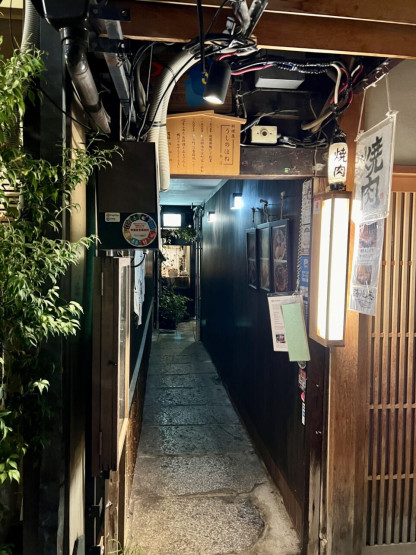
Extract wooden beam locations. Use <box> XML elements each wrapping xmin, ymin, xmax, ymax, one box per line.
<box><xmin>170</xmin><ymin>147</ymin><xmax>326</xmax><ymax>179</ymax></box>
<box><xmin>112</xmin><ymin>1</ymin><xmax>416</xmax><ymax>58</ymax></box>
<box><xmin>392</xmin><ymin>165</ymin><xmax>416</xmax><ymax>192</ymax></box>
<box><xmin>260</xmin><ymin>0</ymin><xmax>416</xmax><ymax>25</ymax></box>
<box><xmin>255</xmin><ymin>14</ymin><xmax>416</xmax><ymax>58</ymax></box>
<box><xmin>115</xmin><ymin>0</ymin><xmax>416</xmax><ymax>26</ymax></box>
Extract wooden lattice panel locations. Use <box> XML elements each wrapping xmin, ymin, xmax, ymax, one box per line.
<box><xmin>366</xmin><ymin>192</ymin><xmax>416</xmax><ymax>548</ymax></box>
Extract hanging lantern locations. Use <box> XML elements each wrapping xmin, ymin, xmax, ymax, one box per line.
<box><xmin>327</xmin><ymin>131</ymin><xmax>348</xmax><ymax>190</ymax></box>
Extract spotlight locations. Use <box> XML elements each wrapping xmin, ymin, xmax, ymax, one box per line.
<box><xmin>231</xmin><ymin>193</ymin><xmax>243</xmax><ymax>210</ymax></box>
<box><xmin>203</xmin><ymin>61</ymin><xmax>231</xmax><ymax>105</ymax></box>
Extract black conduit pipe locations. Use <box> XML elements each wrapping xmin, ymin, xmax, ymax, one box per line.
<box><xmin>60</xmin><ymin>27</ymin><xmax>111</xmax><ymax>133</ymax></box>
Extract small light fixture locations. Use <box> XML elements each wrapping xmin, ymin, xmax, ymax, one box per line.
<box><xmin>203</xmin><ymin>60</ymin><xmax>231</xmax><ymax>105</ymax></box>
<box><xmin>207</xmin><ymin>211</ymin><xmax>216</xmax><ymax>222</ymax></box>
<box><xmin>231</xmin><ymin>192</ymin><xmax>243</xmax><ymax>210</ymax></box>
<box><xmin>309</xmin><ymin>190</ymin><xmax>351</xmax><ymax>347</ymax></box>
<box><xmin>327</xmin><ymin>129</ymin><xmax>348</xmax><ymax>190</ymax></box>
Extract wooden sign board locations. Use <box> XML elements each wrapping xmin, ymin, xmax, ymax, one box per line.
<box><xmin>167</xmin><ymin>110</ymin><xmax>246</xmax><ymax>176</ymax></box>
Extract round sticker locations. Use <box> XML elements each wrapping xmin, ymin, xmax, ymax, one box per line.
<box><xmin>122</xmin><ymin>213</ymin><xmax>157</xmax><ymax>247</ymax></box>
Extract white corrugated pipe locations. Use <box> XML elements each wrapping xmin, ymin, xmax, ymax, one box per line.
<box><xmin>147</xmin><ymin>50</ymin><xmax>196</xmax><ymax>191</ymax></box>
<box><xmin>22</xmin><ymin>0</ymin><xmax>40</xmax><ymax>51</ymax></box>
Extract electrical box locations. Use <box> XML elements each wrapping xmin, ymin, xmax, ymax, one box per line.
<box><xmin>96</xmin><ymin>142</ymin><xmax>160</xmax><ymax>251</ymax></box>
<box><xmin>251</xmin><ymin>125</ymin><xmax>278</xmax><ymax>144</ymax></box>
<box><xmin>254</xmin><ymin>66</ymin><xmax>305</xmax><ymax>89</ymax></box>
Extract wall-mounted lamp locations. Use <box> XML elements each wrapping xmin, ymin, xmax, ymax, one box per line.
<box><xmin>207</xmin><ymin>211</ymin><xmax>216</xmax><ymax>223</ymax></box>
<box><xmin>309</xmin><ymin>190</ymin><xmax>351</xmax><ymax>347</ymax></box>
<box><xmin>203</xmin><ymin>60</ymin><xmax>231</xmax><ymax>105</ymax></box>
<box><xmin>327</xmin><ymin>130</ymin><xmax>348</xmax><ymax>190</ymax></box>
<box><xmin>231</xmin><ymin>192</ymin><xmax>243</xmax><ymax>210</ymax></box>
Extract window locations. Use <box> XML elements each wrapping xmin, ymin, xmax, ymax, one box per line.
<box><xmin>163</xmin><ymin>213</ymin><xmax>182</xmax><ymax>227</ymax></box>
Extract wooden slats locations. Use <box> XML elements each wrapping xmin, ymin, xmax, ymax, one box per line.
<box><xmin>366</xmin><ymin>192</ymin><xmax>416</xmax><ymax>550</ymax></box>
<box><xmin>409</xmin><ymin>194</ymin><xmax>416</xmax><ymax>542</ymax></box>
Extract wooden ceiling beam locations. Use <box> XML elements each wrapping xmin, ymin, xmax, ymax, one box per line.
<box><xmin>112</xmin><ymin>1</ymin><xmax>416</xmax><ymax>58</ymax></box>
<box><xmin>113</xmin><ymin>0</ymin><xmax>416</xmax><ymax>26</ymax></box>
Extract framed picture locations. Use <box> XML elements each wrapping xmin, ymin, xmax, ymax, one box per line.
<box><xmin>246</xmin><ymin>228</ymin><xmax>258</xmax><ymax>289</ymax></box>
<box><xmin>270</xmin><ymin>219</ymin><xmax>290</xmax><ymax>293</ymax></box>
<box><xmin>257</xmin><ymin>223</ymin><xmax>271</xmax><ymax>291</ymax></box>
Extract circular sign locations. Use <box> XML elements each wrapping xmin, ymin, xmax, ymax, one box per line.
<box><xmin>122</xmin><ymin>213</ymin><xmax>157</xmax><ymax>247</ymax></box>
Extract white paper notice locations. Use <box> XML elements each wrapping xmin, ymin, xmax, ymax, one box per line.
<box><xmin>349</xmin><ymin>219</ymin><xmax>384</xmax><ymax>316</ymax></box>
<box><xmin>267</xmin><ymin>295</ymin><xmax>295</xmax><ymax>352</ymax></box>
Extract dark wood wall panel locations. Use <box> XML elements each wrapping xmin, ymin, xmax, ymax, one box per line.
<box><xmin>201</xmin><ymin>178</ymin><xmax>306</xmax><ymax>531</ymax></box>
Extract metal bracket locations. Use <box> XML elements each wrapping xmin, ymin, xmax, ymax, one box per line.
<box><xmin>87</xmin><ymin>497</ymin><xmax>103</xmax><ymax>519</ymax></box>
<box><xmin>89</xmin><ymin>37</ymin><xmax>131</xmax><ymax>55</ymax></box>
<box><xmin>89</xmin><ymin>5</ymin><xmax>130</xmax><ymax>21</ymax></box>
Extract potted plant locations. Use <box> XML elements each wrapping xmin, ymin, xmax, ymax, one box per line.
<box><xmin>159</xmin><ymin>286</ymin><xmax>189</xmax><ymax>329</ymax></box>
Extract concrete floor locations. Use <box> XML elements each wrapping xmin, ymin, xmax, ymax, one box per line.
<box><xmin>126</xmin><ymin>321</ymin><xmax>301</xmax><ymax>555</ymax></box>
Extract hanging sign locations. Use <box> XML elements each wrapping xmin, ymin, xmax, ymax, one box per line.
<box><xmin>353</xmin><ymin>114</ymin><xmax>397</xmax><ymax>223</ymax></box>
<box><xmin>349</xmin><ymin>219</ymin><xmax>384</xmax><ymax>316</ymax></box>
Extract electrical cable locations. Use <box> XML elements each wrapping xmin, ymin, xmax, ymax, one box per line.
<box><xmin>241</xmin><ymin>109</ymin><xmax>298</xmax><ymax>132</ymax></box>
<box><xmin>231</xmin><ymin>63</ymin><xmax>274</xmax><ymax>75</ymax></box>
<box><xmin>330</xmin><ymin>63</ymin><xmax>342</xmax><ymax>105</ymax></box>
<box><xmin>41</xmin><ymin>85</ymin><xmax>93</xmax><ymax>131</ymax></box>
<box><xmin>131</xmin><ymin>250</ymin><xmax>147</xmax><ymax>267</ymax></box>
<box><xmin>196</xmin><ymin>0</ymin><xmax>206</xmax><ymax>75</ymax></box>
<box><xmin>205</xmin><ymin>0</ymin><xmax>230</xmax><ymax>36</ymax></box>
<box><xmin>141</xmin><ymin>44</ymin><xmax>230</xmax><ymax>139</ymax></box>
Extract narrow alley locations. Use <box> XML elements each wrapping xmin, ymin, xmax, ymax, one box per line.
<box><xmin>126</xmin><ymin>322</ymin><xmax>301</xmax><ymax>555</ymax></box>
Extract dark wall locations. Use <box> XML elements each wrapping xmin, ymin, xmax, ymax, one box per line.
<box><xmin>201</xmin><ymin>178</ymin><xmax>306</xmax><ymax>528</ymax></box>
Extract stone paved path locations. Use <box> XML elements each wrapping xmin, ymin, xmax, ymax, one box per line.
<box><xmin>126</xmin><ymin>321</ymin><xmax>300</xmax><ymax>555</ymax></box>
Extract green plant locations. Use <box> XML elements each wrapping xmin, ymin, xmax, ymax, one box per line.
<box><xmin>109</xmin><ymin>539</ymin><xmax>145</xmax><ymax>555</ymax></box>
<box><xmin>159</xmin><ymin>286</ymin><xmax>189</xmax><ymax>326</ymax></box>
<box><xmin>0</xmin><ymin>42</ymin><xmax>117</xmax><ymax>486</ymax></box>
<box><xmin>162</xmin><ymin>225</ymin><xmax>196</xmax><ymax>244</ymax></box>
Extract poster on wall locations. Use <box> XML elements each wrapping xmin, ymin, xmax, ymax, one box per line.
<box><xmin>134</xmin><ymin>250</ymin><xmax>146</xmax><ymax>324</ymax></box>
<box><xmin>246</xmin><ymin>228</ymin><xmax>258</xmax><ymax>289</ymax></box>
<box><xmin>299</xmin><ymin>179</ymin><xmax>312</xmax><ymax>323</ymax></box>
<box><xmin>258</xmin><ymin>223</ymin><xmax>271</xmax><ymax>291</ymax></box>
<box><xmin>267</xmin><ymin>293</ymin><xmax>310</xmax><ymax>361</ymax></box>
<box><xmin>270</xmin><ymin>220</ymin><xmax>290</xmax><ymax>293</ymax></box>
<box><xmin>267</xmin><ymin>294</ymin><xmax>292</xmax><ymax>352</ymax></box>
<box><xmin>353</xmin><ymin>114</ymin><xmax>397</xmax><ymax>223</ymax></box>
<box><xmin>349</xmin><ymin>219</ymin><xmax>384</xmax><ymax>316</ymax></box>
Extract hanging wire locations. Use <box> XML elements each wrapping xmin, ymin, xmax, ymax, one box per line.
<box><xmin>385</xmin><ymin>73</ymin><xmax>392</xmax><ymax>114</ymax></box>
<box><xmin>196</xmin><ymin>0</ymin><xmax>206</xmax><ymax>75</ymax></box>
<box><xmin>205</xmin><ymin>0</ymin><xmax>229</xmax><ymax>35</ymax></box>
<box><xmin>356</xmin><ymin>88</ymin><xmax>367</xmax><ymax>139</ymax></box>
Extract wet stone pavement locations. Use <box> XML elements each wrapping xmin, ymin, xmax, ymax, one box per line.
<box><xmin>126</xmin><ymin>321</ymin><xmax>300</xmax><ymax>555</ymax></box>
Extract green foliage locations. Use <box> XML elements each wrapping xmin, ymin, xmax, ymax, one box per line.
<box><xmin>0</xmin><ymin>42</ymin><xmax>116</xmax><ymax>485</ymax></box>
<box><xmin>0</xmin><ymin>41</ymin><xmax>44</xmax><ymax>144</ymax></box>
<box><xmin>109</xmin><ymin>540</ymin><xmax>144</xmax><ymax>555</ymax></box>
<box><xmin>159</xmin><ymin>286</ymin><xmax>189</xmax><ymax>326</ymax></box>
<box><xmin>162</xmin><ymin>225</ymin><xmax>196</xmax><ymax>244</ymax></box>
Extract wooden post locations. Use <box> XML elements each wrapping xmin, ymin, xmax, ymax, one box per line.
<box><xmin>324</xmin><ymin>93</ymin><xmax>370</xmax><ymax>554</ymax></box>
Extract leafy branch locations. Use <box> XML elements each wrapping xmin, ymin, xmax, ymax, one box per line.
<box><xmin>0</xmin><ymin>41</ymin><xmax>117</xmax><ymax>487</ymax></box>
